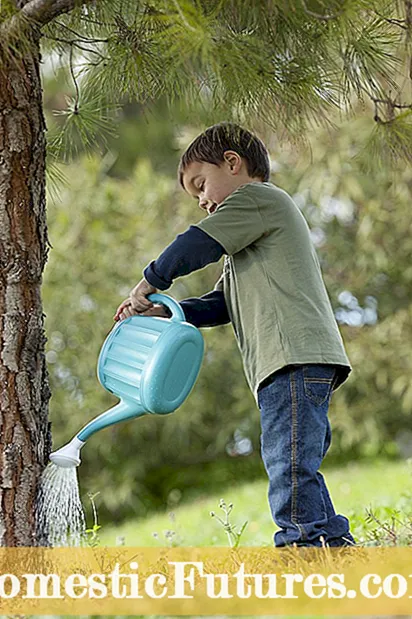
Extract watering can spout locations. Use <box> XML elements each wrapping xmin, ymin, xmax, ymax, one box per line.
<box><xmin>49</xmin><ymin>436</ymin><xmax>85</xmax><ymax>468</ymax></box>
<box><xmin>49</xmin><ymin>401</ymin><xmax>146</xmax><ymax>468</ymax></box>
<box><xmin>77</xmin><ymin>400</ymin><xmax>146</xmax><ymax>442</ymax></box>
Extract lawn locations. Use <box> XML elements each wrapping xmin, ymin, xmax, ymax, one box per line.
<box><xmin>24</xmin><ymin>459</ymin><xmax>412</xmax><ymax>619</ymax></box>
<box><xmin>98</xmin><ymin>458</ymin><xmax>412</xmax><ymax>547</ymax></box>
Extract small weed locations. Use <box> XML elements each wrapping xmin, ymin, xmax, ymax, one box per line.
<box><xmin>152</xmin><ymin>510</ymin><xmax>183</xmax><ymax>547</ymax></box>
<box><xmin>363</xmin><ymin>503</ymin><xmax>412</xmax><ymax>546</ymax></box>
<box><xmin>210</xmin><ymin>498</ymin><xmax>248</xmax><ymax>547</ymax></box>
<box><xmin>85</xmin><ymin>491</ymin><xmax>101</xmax><ymax>547</ymax></box>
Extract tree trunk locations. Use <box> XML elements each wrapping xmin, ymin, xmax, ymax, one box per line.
<box><xmin>0</xmin><ymin>28</ymin><xmax>52</xmax><ymax>546</ymax></box>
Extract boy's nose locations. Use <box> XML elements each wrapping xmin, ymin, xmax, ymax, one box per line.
<box><xmin>199</xmin><ymin>199</ymin><xmax>209</xmax><ymax>211</ymax></box>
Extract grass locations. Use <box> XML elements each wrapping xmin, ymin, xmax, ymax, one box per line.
<box><xmin>98</xmin><ymin>457</ymin><xmax>412</xmax><ymax>547</ymax></box>
<box><xmin>16</xmin><ymin>458</ymin><xmax>412</xmax><ymax>619</ymax></box>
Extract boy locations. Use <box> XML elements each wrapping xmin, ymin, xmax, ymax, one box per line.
<box><xmin>114</xmin><ymin>122</ymin><xmax>356</xmax><ymax>548</ymax></box>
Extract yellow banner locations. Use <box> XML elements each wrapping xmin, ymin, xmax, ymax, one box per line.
<box><xmin>1</xmin><ymin>546</ymin><xmax>412</xmax><ymax>614</ymax></box>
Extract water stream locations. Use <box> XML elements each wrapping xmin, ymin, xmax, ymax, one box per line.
<box><xmin>36</xmin><ymin>462</ymin><xmax>87</xmax><ymax>547</ymax></box>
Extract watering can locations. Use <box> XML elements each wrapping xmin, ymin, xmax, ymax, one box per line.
<box><xmin>49</xmin><ymin>293</ymin><xmax>204</xmax><ymax>468</ymax></box>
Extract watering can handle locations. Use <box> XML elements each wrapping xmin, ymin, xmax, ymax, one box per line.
<box><xmin>147</xmin><ymin>293</ymin><xmax>186</xmax><ymax>322</ymax></box>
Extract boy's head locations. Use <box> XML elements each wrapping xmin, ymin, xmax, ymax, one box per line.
<box><xmin>178</xmin><ymin>122</ymin><xmax>270</xmax><ymax>215</ymax></box>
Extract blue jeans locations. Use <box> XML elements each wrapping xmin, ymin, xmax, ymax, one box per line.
<box><xmin>257</xmin><ymin>364</ymin><xmax>356</xmax><ymax>547</ymax></box>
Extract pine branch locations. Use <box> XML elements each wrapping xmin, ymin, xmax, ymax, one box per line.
<box><xmin>19</xmin><ymin>0</ymin><xmax>79</xmax><ymax>26</ymax></box>
<box><xmin>300</xmin><ymin>0</ymin><xmax>344</xmax><ymax>21</ymax></box>
<box><xmin>53</xmin><ymin>19</ymin><xmax>109</xmax><ymax>42</ymax></box>
<box><xmin>1</xmin><ymin>0</ymin><xmax>92</xmax><ymax>36</ymax></box>
<box><xmin>42</xmin><ymin>33</ymin><xmax>107</xmax><ymax>61</ymax></box>
<box><xmin>3</xmin><ymin>0</ymin><xmax>409</xmax><ymax>166</ymax></box>
<box><xmin>78</xmin><ymin>14</ymin><xmax>114</xmax><ymax>28</ymax></box>
<box><xmin>69</xmin><ymin>43</ymin><xmax>80</xmax><ymax>112</ymax></box>
<box><xmin>374</xmin><ymin>11</ymin><xmax>409</xmax><ymax>30</ymax></box>
<box><xmin>372</xmin><ymin>97</ymin><xmax>412</xmax><ymax>113</ymax></box>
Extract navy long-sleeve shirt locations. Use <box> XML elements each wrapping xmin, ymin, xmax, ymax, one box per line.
<box><xmin>143</xmin><ymin>226</ymin><xmax>230</xmax><ymax>327</ymax></box>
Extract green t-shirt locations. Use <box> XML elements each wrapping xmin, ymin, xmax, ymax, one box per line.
<box><xmin>193</xmin><ymin>181</ymin><xmax>351</xmax><ymax>402</ymax></box>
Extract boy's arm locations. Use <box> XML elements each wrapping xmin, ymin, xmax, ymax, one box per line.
<box><xmin>144</xmin><ymin>227</ymin><xmax>229</xmax><ymax>327</ymax></box>
<box><xmin>143</xmin><ymin>225</ymin><xmax>225</xmax><ymax>290</ymax></box>
<box><xmin>115</xmin><ymin>226</ymin><xmax>227</xmax><ymax>320</ymax></box>
<box><xmin>179</xmin><ymin>286</ymin><xmax>230</xmax><ymax>327</ymax></box>
<box><xmin>128</xmin><ymin>274</ymin><xmax>230</xmax><ymax>327</ymax></box>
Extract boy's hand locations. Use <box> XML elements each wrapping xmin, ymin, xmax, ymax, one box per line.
<box><xmin>139</xmin><ymin>304</ymin><xmax>171</xmax><ymax>318</ymax></box>
<box><xmin>129</xmin><ymin>278</ymin><xmax>157</xmax><ymax>312</ymax></box>
<box><xmin>113</xmin><ymin>278</ymin><xmax>157</xmax><ymax>321</ymax></box>
<box><xmin>113</xmin><ymin>298</ymin><xmax>134</xmax><ymax>321</ymax></box>
<box><xmin>114</xmin><ymin>302</ymin><xmax>170</xmax><ymax>322</ymax></box>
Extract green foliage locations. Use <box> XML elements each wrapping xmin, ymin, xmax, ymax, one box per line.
<box><xmin>366</xmin><ymin>111</ymin><xmax>412</xmax><ymax>168</ymax></box>
<box><xmin>23</xmin><ymin>0</ymin><xmax>411</xmax><ymax>166</ymax></box>
<box><xmin>348</xmin><ymin>459</ymin><xmax>412</xmax><ymax>546</ymax></box>
<box><xmin>363</xmin><ymin>504</ymin><xmax>412</xmax><ymax>546</ymax></box>
<box><xmin>50</xmin><ymin>94</ymin><xmax>119</xmax><ymax>161</ymax></box>
<box><xmin>0</xmin><ymin>0</ymin><xmax>18</xmax><ymax>23</ymax></box>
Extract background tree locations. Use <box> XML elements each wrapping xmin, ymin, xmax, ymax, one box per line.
<box><xmin>0</xmin><ymin>0</ymin><xmax>411</xmax><ymax>545</ymax></box>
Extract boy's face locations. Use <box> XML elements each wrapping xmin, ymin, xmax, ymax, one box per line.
<box><xmin>182</xmin><ymin>150</ymin><xmax>261</xmax><ymax>215</ymax></box>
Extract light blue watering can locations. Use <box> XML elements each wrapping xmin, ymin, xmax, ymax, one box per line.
<box><xmin>49</xmin><ymin>294</ymin><xmax>204</xmax><ymax>467</ymax></box>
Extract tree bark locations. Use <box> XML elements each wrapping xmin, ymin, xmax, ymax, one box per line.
<box><xmin>0</xmin><ymin>28</ymin><xmax>52</xmax><ymax>546</ymax></box>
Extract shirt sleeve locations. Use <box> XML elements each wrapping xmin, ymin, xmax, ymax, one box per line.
<box><xmin>192</xmin><ymin>184</ymin><xmax>266</xmax><ymax>255</ymax></box>
<box><xmin>143</xmin><ymin>225</ymin><xmax>225</xmax><ymax>290</ymax></box>
<box><xmin>179</xmin><ymin>289</ymin><xmax>230</xmax><ymax>327</ymax></box>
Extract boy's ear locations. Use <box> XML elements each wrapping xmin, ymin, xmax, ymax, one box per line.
<box><xmin>223</xmin><ymin>150</ymin><xmax>241</xmax><ymax>170</ymax></box>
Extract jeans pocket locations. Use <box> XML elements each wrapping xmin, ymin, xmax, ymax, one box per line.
<box><xmin>303</xmin><ymin>365</ymin><xmax>336</xmax><ymax>406</ymax></box>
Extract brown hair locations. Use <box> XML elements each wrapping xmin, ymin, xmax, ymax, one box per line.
<box><xmin>178</xmin><ymin>122</ymin><xmax>270</xmax><ymax>190</ymax></box>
